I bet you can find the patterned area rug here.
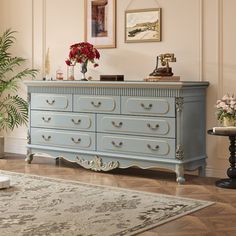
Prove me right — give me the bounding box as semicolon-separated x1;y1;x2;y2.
0;170;213;236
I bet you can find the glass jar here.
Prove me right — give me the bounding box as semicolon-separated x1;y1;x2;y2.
67;65;75;80
56;68;64;80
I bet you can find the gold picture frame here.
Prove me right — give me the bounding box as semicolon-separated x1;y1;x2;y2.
84;0;116;49
125;8;161;43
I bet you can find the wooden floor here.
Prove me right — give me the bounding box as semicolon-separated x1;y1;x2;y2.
1;154;236;236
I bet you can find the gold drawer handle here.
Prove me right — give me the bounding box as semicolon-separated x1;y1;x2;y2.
147;123;159;130
71;137;81;144
91;101;101;107
111;141;123;148
42;117;51;122
71;119;81;125
147;144;159;151
141;103;153;110
42;135;51;141
111;121;123;128
46;99;55;105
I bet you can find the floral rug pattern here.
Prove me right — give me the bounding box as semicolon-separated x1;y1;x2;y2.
0;171;213;236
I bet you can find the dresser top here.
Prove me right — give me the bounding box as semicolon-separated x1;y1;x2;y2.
24;80;209;89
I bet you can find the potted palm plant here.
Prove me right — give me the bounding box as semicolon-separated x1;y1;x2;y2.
0;29;38;158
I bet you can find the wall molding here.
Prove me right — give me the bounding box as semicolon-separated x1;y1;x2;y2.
42;0;46;77
218;0;223;96
32;0;45;79
198;0;203;81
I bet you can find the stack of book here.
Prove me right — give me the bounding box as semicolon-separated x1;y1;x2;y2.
143;76;180;82
212;126;236;135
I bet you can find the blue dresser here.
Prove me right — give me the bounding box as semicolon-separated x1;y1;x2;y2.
25;81;209;183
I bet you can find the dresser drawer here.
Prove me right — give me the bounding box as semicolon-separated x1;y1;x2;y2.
31;128;95;150
121;97;175;117
97;134;175;158
31;111;95;131
97;114;175;138
74;95;120;114
31;93;72;111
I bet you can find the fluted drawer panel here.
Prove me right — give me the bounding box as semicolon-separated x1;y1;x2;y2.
31;128;95;150
31;93;72;111
97;134;175;158
31;111;95;131
97;114;175;138
121;97;175;117
73;95;120;114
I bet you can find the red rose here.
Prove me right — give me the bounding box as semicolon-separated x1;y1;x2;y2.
65;59;71;66
77;58;82;63
70;43;80;49
95;49;100;59
66;42;100;68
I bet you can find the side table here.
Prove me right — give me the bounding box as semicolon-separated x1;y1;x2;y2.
207;129;236;189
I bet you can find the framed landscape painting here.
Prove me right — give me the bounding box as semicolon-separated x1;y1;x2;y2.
125;8;161;43
85;0;116;48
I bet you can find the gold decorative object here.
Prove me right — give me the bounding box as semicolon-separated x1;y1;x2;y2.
76;155;119;171
176;145;184;160
176;97;184;112
149;53;177;77
44;48;52;80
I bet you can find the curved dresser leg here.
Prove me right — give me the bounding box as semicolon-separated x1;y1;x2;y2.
198;164;206;177
25;152;34;164
175;164;185;184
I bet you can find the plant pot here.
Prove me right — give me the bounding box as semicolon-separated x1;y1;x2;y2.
223;117;236;127
0;136;4;158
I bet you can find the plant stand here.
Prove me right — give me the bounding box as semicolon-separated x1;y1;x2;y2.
208;129;236;189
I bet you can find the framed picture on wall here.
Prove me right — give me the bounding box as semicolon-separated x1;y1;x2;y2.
85;0;116;48
125;8;161;43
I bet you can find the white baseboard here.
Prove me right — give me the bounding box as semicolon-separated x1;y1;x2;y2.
205;167;226;178
4;136;27;155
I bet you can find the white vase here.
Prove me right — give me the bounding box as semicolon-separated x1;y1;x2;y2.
223;117;236;127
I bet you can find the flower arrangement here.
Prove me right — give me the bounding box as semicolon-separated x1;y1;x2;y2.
65;42;100;67
216;94;236;124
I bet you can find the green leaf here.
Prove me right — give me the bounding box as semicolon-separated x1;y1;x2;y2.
0;29;38;131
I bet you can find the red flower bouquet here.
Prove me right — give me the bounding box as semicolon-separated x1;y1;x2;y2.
65;42;100;68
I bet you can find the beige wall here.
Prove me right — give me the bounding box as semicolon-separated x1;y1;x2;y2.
0;0;235;178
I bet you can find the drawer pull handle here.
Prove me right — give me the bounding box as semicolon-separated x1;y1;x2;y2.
141;103;153;110
111;121;123;128
147;144;159;151
46;99;55;105
91;101;101;107
111;141;123;148
71;137;81;144
71;119;81;125
147;123;159;130
42;135;51;141
42;117;51;122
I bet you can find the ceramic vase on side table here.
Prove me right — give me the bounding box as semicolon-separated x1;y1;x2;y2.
223;117;236;127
